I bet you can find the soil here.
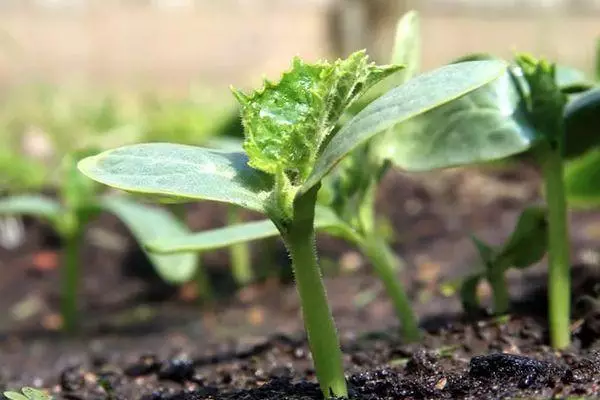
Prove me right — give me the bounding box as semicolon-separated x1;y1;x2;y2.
2;163;600;399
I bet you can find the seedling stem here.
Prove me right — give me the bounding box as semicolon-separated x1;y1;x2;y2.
62;229;81;333
488;266;510;315
538;144;570;349
358;235;419;341
228;206;254;286
280;185;347;398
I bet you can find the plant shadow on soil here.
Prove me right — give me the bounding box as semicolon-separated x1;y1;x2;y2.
3;166;600;399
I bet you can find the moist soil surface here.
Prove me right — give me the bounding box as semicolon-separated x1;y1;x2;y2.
2;164;600;399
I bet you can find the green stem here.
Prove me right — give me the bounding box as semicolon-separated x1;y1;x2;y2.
357;235;420;342
227;206;254;286
280;187;347;399
62;231;81;333
487;267;510;315
194;254;213;303
540;147;571;349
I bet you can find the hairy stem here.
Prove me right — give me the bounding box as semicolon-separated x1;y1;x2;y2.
280;186;347;398
358;236;420;342
540;146;571;349
62;231;81;333
228;206;254;286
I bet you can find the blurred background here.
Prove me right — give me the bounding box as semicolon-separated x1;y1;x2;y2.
0;0;598;159
1;0;599;92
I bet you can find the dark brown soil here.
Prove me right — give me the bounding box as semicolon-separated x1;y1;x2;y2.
2;164;600;399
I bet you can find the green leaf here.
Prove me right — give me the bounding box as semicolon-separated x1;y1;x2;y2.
20;388;51;400
233;50;401;182
495;206;547;269
99;196;199;283
0;195;62;224
78;143;273;213
383;63;535;171
555;65;592;93
308;60;533;185
147;205;342;254
564;88;600;159
4;388;52;400
3;392;29;400
450;53;496;63
471;235;495;266
565;148;600;208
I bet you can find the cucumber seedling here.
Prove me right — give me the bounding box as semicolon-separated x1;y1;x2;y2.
78;49;528;397
449;51;600;349
463;206;548;315
0;150;198;332
146;10;424;340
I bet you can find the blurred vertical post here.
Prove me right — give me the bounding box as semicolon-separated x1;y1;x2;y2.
536;0;564;60
328;0;410;63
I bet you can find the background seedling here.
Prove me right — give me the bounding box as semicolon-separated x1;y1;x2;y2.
0;150;198;332
462;206;548;315
445;51;600;349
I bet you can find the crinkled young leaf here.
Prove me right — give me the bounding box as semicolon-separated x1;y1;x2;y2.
565;148;600;208
233;50;401;182
305;60;528;190
0;195;62;225
515;55;566;141
99;196;199;283
147;205;342;254
78;143;273;213
373;66;536;171
564;88;600;159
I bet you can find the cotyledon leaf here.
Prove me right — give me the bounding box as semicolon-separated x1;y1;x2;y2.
4;387;52;400
564;88;600;159
304;60;526;191
564;148;600;208
99;195;199;284
78;143;273;213
371;63;536;171
0;195;63;225
147;206;342;254
494;206;547;270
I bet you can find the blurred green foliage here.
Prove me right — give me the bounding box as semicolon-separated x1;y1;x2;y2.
0;84;241;193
